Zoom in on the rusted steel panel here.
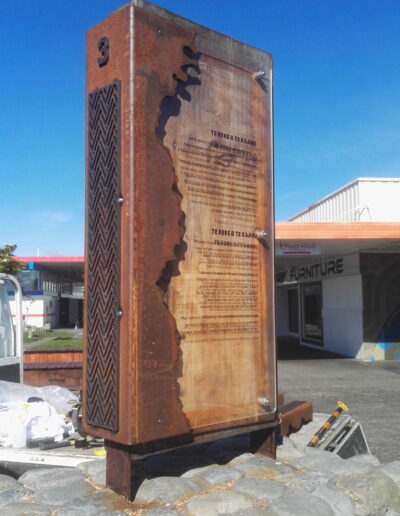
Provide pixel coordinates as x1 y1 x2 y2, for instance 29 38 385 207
279 400 313 436
133 7 198 443
105 440 133 498
83 4 196 443
83 5 131 443
83 1 277 446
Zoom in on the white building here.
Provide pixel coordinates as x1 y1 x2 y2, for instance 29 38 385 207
276 178 400 361
11 178 400 361
9 257 84 329
290 177 400 223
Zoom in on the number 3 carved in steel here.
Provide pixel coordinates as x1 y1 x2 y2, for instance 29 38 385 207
97 37 109 67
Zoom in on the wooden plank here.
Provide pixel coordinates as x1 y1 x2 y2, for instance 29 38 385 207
24 351 83 363
23 367 82 390
276 222 400 240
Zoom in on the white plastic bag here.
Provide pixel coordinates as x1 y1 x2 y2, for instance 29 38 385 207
0 381 41 404
0 381 78 448
0 380 78 415
0 405 28 448
37 385 78 415
25 402 67 442
0 401 75 448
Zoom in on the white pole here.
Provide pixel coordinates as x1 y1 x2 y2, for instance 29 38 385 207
5 275 24 382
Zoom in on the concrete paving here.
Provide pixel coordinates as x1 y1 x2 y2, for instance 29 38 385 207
278 355 400 463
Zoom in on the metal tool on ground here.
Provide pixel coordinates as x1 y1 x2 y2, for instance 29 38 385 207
306 401 370 458
38 436 104 450
69 392 87 437
307 401 348 448
26 437 56 449
317 414 371 458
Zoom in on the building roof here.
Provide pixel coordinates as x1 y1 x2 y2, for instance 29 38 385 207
16 221 400 267
275 222 400 269
16 256 84 263
16 256 84 281
275 222 400 240
289 177 400 221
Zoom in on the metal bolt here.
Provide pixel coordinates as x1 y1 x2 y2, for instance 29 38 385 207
255 230 268 241
117 196 124 205
157 28 165 36
116 309 123 318
257 397 270 406
253 70 266 79
157 417 164 424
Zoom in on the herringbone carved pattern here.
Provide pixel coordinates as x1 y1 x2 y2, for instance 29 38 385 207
86 81 120 432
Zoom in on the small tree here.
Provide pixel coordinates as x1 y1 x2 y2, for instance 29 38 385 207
0 244 25 275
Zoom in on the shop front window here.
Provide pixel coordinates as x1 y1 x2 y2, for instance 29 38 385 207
288 288 299 333
17 270 40 293
301 282 323 345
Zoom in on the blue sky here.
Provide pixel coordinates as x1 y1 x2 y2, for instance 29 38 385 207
1 0 399 256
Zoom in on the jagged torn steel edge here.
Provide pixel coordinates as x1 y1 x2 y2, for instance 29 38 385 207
155 44 200 414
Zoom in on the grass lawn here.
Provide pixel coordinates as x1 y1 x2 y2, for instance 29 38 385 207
23 330 76 344
34 338 83 350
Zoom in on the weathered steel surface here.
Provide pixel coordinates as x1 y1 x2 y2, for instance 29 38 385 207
105 440 133 498
84 4 197 443
132 7 197 443
250 427 277 458
163 47 276 432
84 3 132 444
86 80 121 432
83 1 277 446
279 400 313 436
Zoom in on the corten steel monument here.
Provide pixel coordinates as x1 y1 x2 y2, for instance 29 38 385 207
83 0 311 498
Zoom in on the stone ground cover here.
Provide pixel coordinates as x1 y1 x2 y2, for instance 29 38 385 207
1 425 400 515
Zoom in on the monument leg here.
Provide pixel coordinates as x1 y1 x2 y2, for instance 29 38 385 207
105 440 133 498
250 427 278 458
